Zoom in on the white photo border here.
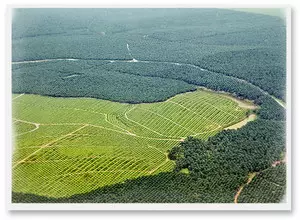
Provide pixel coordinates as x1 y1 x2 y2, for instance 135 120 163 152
6 5 292 211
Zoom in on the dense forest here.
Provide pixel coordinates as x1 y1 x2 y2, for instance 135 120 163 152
12 8 287 203
12 8 285 100
199 47 286 100
238 164 286 203
12 60 197 103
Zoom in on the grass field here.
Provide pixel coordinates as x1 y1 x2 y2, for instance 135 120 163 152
12 89 250 198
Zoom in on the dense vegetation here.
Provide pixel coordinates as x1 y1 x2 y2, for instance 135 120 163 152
12 60 197 103
173 119 285 177
12 119 286 203
199 47 286 100
12 8 286 101
238 164 286 203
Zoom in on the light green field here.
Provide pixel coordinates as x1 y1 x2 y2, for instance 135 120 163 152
12 89 249 197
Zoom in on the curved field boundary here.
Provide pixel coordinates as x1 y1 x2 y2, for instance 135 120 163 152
12 90 253 197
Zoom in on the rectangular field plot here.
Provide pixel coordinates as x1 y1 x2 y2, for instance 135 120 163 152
12 89 251 197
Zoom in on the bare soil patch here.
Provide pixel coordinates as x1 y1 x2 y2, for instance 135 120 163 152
225 114 257 130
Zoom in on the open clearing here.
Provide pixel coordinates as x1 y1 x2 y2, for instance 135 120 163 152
225 114 257 130
12 89 251 198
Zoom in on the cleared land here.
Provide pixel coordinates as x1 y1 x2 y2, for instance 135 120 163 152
12 89 250 198
225 114 257 130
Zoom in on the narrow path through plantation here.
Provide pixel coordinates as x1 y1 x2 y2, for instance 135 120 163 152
234 157 286 203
